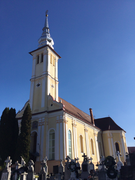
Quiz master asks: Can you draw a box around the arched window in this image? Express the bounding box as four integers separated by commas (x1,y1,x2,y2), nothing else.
50,54,52,64
68,130,72,158
80,135,83,153
91,139,94,155
30,132,37,153
49,129,55,160
37,55,39,64
115,142,120,153
41,53,43,63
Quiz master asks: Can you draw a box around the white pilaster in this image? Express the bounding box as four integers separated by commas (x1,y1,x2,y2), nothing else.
108,134,112,156
62,115,68,159
55,82,58,101
73,125,76,158
55,59,58,80
47,53,50,73
94,133,100,162
67,127,69,156
121,135,126,161
47,78,50,95
75,127,78,158
32,58,36,77
41,77,46,107
30,81,34,109
43,53,47,73
60,120,63,159
55,117,59,160
111,138,115,158
46,120,49,158
85,129,90,158
40,118,45,160
37,123,41,161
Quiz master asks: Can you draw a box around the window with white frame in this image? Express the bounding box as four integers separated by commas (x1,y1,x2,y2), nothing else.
115,142,120,153
68,130,72,158
49,129,55,160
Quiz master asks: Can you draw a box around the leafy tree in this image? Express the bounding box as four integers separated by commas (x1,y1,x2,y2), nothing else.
15,104,31,163
0,108,18,164
8,108,19,162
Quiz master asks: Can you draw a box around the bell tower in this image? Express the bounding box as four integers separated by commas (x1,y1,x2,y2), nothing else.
29,11,61,113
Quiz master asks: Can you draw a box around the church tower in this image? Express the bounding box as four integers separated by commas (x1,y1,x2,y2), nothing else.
29,12,61,113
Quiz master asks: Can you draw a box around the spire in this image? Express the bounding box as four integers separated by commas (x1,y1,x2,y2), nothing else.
38,10,54,48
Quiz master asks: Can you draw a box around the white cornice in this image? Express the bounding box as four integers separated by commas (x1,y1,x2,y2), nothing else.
65,112,100,132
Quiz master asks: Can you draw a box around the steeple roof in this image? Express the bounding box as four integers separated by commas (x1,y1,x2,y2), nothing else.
38,11,54,48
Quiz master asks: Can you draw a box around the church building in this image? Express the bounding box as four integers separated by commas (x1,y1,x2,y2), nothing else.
16,12,128,173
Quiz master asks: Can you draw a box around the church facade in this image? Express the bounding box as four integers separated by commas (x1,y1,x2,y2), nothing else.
16,13,128,173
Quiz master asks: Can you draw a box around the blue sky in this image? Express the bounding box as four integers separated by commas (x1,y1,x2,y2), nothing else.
0,0,135,146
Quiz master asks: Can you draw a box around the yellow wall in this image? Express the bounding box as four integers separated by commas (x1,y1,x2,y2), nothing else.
103,131,127,163
66,115,101,165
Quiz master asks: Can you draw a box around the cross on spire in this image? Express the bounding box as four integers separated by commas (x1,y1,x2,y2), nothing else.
38,10,54,48
46,10,48,17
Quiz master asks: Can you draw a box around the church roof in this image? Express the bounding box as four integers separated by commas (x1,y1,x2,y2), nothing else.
128,147,135,154
94,117,125,132
59,97,99,129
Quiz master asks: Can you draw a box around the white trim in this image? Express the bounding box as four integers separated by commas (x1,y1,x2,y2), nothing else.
67,128,72,157
40,125,44,160
114,141,121,154
55,82,58,101
65,122,68,159
55,122,59,160
30,81,34,109
90,138,95,156
48,128,56,160
31,130,38,134
94,136,100,162
75,127,78,157
73,127,76,158
47,77,50,95
60,122,63,159
32,58,36,77
37,125,41,161
79,134,84,154
47,53,50,73
55,59,58,80
85,131,90,158
43,54,47,73
67,129,73,159
65,113,100,132
111,138,115,158
46,122,49,158
121,137,126,161
41,77,46,107
108,138,112,156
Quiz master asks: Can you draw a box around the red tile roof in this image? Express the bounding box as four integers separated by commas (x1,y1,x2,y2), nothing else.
59,97,99,129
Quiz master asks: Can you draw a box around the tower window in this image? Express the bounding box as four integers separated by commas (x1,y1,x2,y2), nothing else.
50,54,52,64
53,57,55,66
41,53,43,63
37,55,39,64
